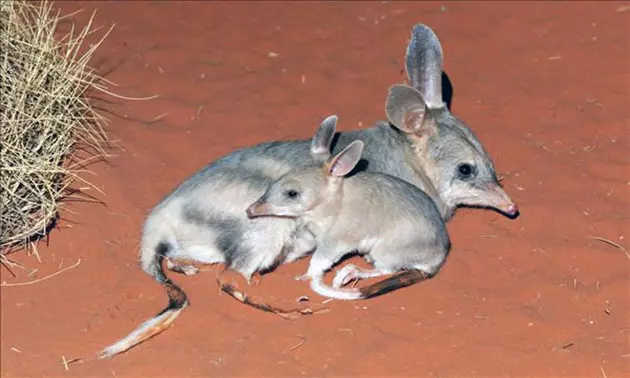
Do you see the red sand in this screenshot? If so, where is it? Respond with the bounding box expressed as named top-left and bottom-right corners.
top-left (1, 2), bottom-right (629, 377)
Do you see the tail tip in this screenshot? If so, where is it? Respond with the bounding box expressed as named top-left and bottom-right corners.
top-left (97, 347), bottom-right (118, 360)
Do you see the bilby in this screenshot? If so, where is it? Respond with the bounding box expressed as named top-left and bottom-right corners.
top-left (98, 116), bottom-right (338, 358)
top-left (99, 22), bottom-right (518, 358)
top-left (246, 139), bottom-right (450, 300)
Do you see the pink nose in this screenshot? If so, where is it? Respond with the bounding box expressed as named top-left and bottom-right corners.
top-left (246, 201), bottom-right (266, 218)
top-left (506, 203), bottom-right (519, 216)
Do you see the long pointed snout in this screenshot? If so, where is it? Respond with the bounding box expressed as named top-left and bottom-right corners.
top-left (246, 199), bottom-right (269, 218)
top-left (485, 183), bottom-right (519, 218)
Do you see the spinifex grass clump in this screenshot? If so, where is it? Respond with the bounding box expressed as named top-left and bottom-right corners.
top-left (0, 1), bottom-right (112, 263)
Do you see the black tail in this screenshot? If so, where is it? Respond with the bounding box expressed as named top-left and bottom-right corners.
top-left (157, 277), bottom-right (188, 315)
top-left (153, 242), bottom-right (188, 315)
top-left (358, 270), bottom-right (432, 299)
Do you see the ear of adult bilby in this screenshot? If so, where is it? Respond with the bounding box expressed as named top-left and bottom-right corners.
top-left (385, 84), bottom-right (436, 136)
top-left (310, 115), bottom-right (338, 158)
top-left (405, 23), bottom-right (446, 109)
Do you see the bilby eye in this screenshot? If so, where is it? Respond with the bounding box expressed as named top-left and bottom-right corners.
top-left (285, 189), bottom-right (299, 199)
top-left (457, 163), bottom-right (475, 179)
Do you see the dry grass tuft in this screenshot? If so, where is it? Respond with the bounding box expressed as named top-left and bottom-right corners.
top-left (0, 1), bottom-right (114, 261)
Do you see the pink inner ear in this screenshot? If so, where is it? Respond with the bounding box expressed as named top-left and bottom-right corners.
top-left (325, 141), bottom-right (363, 177)
top-left (329, 152), bottom-right (355, 177)
top-left (404, 108), bottom-right (425, 133)
top-left (330, 162), bottom-right (345, 176)
top-left (323, 160), bottom-right (335, 176)
top-left (325, 154), bottom-right (345, 177)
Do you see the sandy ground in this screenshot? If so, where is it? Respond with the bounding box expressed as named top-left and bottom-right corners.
top-left (1, 1), bottom-right (629, 377)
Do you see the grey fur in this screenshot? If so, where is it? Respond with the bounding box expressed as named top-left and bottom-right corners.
top-left (141, 119), bottom-right (335, 282)
top-left (181, 206), bottom-right (246, 268)
top-left (247, 140), bottom-right (451, 300)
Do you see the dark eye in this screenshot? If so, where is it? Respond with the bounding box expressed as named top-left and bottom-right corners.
top-left (285, 189), bottom-right (299, 199)
top-left (457, 163), bottom-right (475, 179)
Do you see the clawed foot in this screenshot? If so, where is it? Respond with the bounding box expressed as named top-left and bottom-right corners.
top-left (332, 264), bottom-right (367, 288)
top-left (166, 260), bottom-right (200, 276)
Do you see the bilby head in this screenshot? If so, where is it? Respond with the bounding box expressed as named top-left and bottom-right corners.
top-left (385, 84), bottom-right (518, 219)
top-left (246, 139), bottom-right (364, 219)
top-left (396, 23), bottom-right (518, 219)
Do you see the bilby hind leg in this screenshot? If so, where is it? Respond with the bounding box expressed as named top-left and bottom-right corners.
top-left (166, 244), bottom-right (225, 275)
top-left (170, 245), bottom-right (226, 264)
top-left (332, 264), bottom-right (394, 288)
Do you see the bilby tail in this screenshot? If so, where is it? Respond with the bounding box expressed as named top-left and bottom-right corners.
top-left (358, 270), bottom-right (431, 299)
top-left (310, 270), bottom-right (431, 300)
top-left (99, 241), bottom-right (188, 358)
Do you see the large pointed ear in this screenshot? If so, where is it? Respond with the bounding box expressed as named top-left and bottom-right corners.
top-left (324, 140), bottom-right (364, 177)
top-left (385, 84), bottom-right (435, 136)
top-left (404, 23), bottom-right (446, 109)
top-left (310, 115), bottom-right (337, 157)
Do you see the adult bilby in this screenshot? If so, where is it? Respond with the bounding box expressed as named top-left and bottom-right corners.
top-left (98, 117), bottom-right (336, 358)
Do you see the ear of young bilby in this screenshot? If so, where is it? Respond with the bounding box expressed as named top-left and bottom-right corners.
top-left (324, 140), bottom-right (364, 177)
top-left (385, 84), bottom-right (436, 136)
top-left (405, 23), bottom-right (445, 109)
top-left (310, 115), bottom-right (338, 158)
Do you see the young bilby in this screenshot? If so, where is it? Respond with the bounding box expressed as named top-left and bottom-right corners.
top-left (246, 139), bottom-right (450, 300)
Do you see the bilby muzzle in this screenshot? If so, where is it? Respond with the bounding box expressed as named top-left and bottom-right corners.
top-left (486, 183), bottom-right (519, 217)
top-left (246, 200), bottom-right (268, 218)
